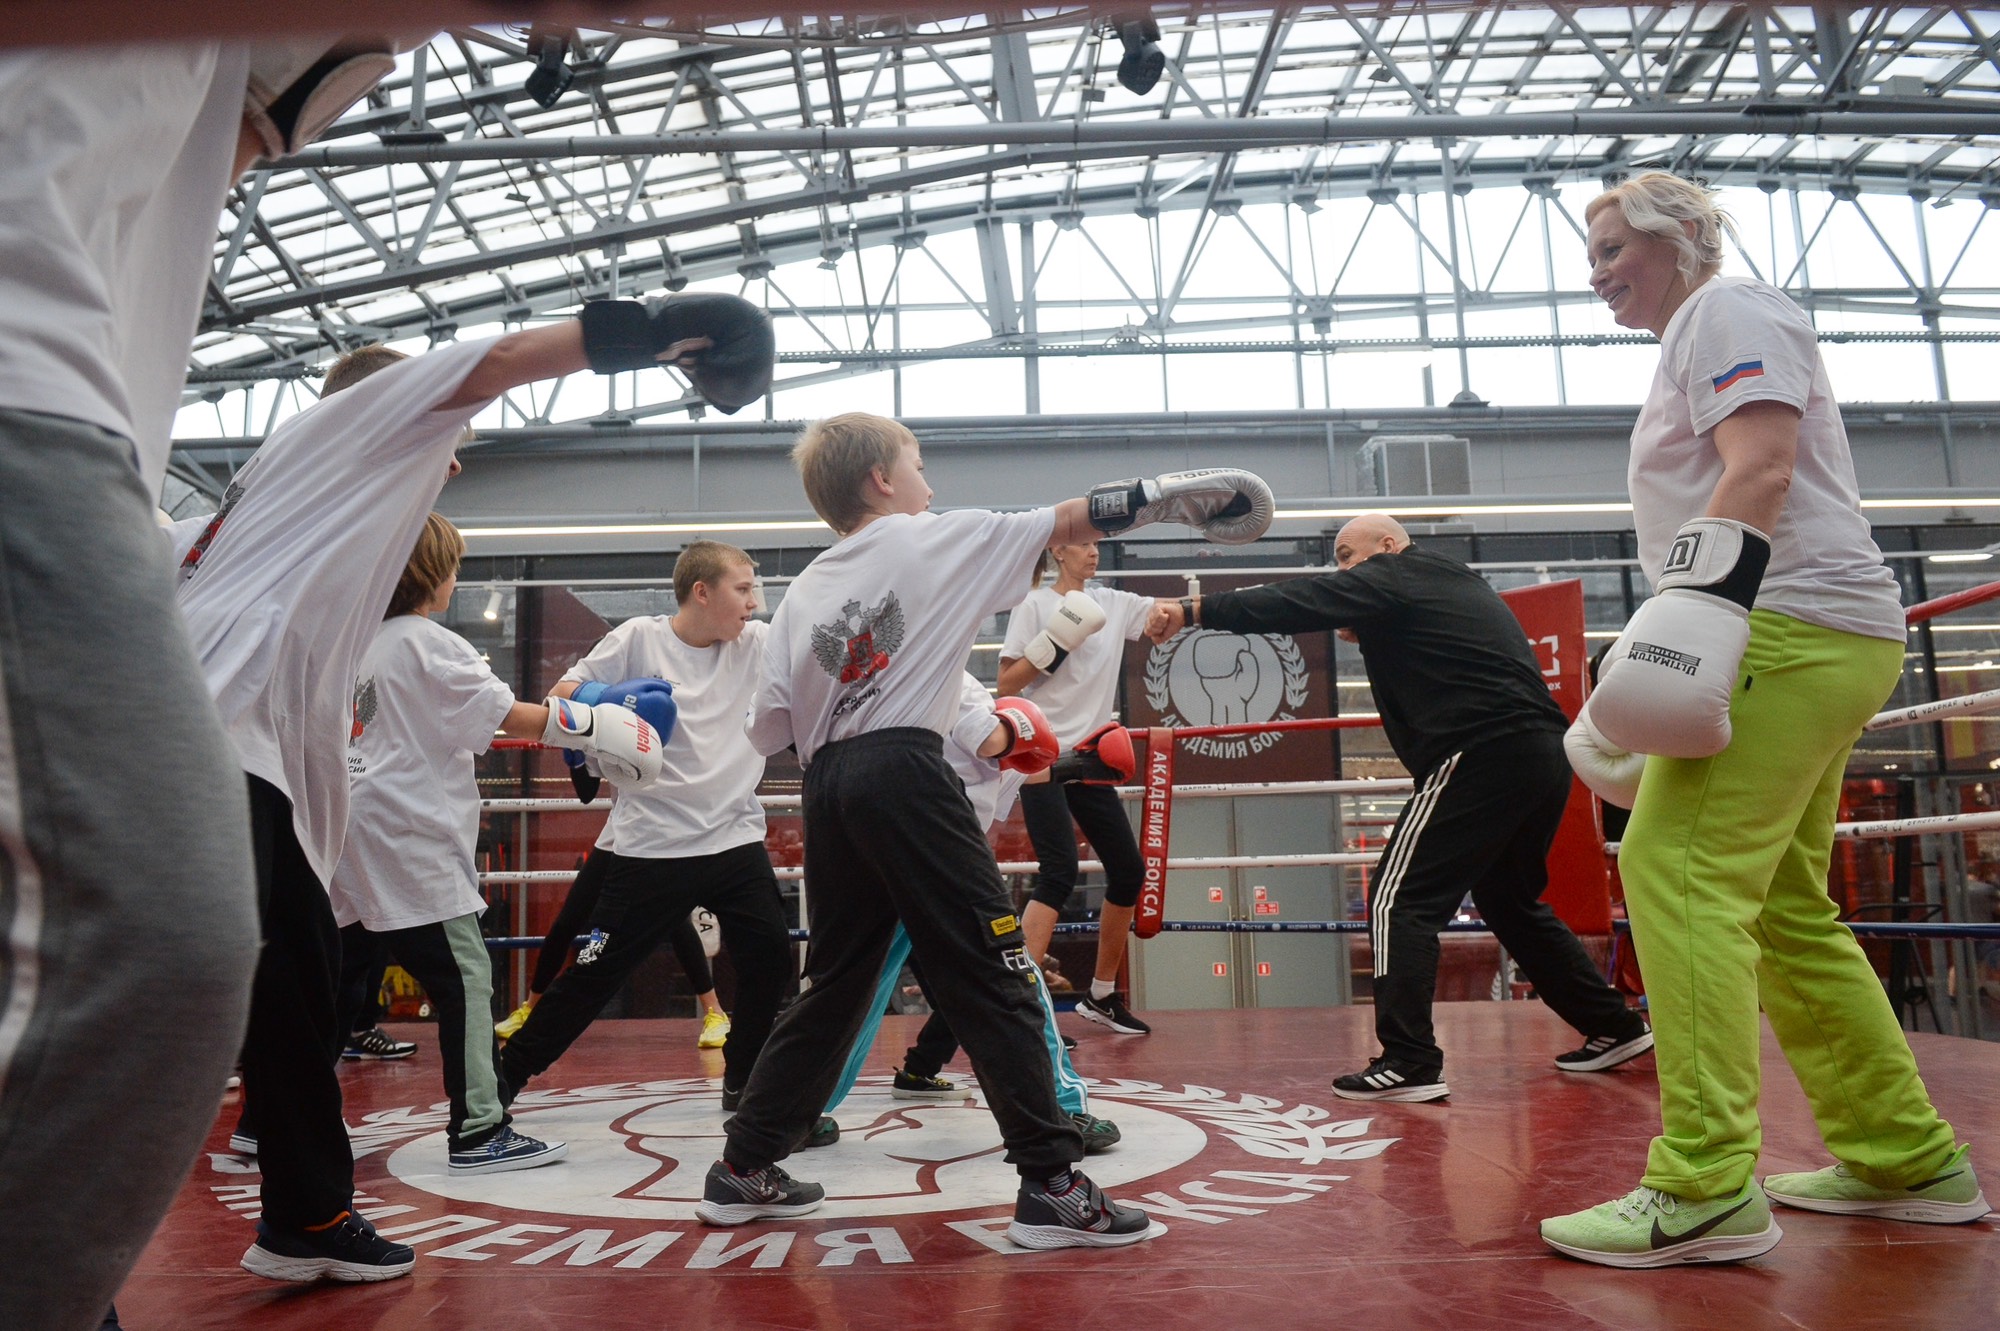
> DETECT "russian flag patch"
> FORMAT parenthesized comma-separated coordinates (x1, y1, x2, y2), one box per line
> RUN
(1711, 360, 1765, 392)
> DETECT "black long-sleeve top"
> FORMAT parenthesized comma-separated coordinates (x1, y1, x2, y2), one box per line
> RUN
(1200, 545, 1568, 779)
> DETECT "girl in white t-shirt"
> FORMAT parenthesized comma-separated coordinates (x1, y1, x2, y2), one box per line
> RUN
(1542, 172, 1985, 1268)
(329, 514, 576, 1178)
(999, 543, 1154, 1037)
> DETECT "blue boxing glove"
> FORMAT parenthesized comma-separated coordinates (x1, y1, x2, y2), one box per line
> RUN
(572, 677, 678, 747)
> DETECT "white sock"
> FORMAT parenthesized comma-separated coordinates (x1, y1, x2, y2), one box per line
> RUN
(1090, 978, 1115, 1001)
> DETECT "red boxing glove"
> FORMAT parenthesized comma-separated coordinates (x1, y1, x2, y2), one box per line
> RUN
(993, 696, 1061, 775)
(1049, 722, 1136, 785)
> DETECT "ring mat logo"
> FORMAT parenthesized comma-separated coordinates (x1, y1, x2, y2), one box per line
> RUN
(315, 1077, 1396, 1222)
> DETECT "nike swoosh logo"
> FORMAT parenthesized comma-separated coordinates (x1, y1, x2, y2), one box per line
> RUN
(1650, 1198, 1753, 1249)
(1907, 1170, 1964, 1193)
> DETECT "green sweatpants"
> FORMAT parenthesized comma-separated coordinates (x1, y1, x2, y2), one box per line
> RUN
(1619, 609, 1958, 1200)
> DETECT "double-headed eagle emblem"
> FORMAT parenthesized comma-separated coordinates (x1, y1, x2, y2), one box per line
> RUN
(811, 593, 904, 684)
(350, 677, 379, 746)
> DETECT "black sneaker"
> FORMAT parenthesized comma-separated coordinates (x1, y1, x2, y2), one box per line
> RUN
(802, 1115, 839, 1149)
(1061, 1033, 1078, 1051)
(892, 1069, 963, 1100)
(720, 1082, 744, 1112)
(1331, 1055, 1449, 1102)
(228, 1130, 258, 1155)
(1075, 992, 1151, 1035)
(343, 1027, 417, 1061)
(695, 1160, 825, 1226)
(1555, 1024, 1655, 1073)
(448, 1125, 568, 1175)
(239, 1211, 416, 1283)
(1007, 1170, 1155, 1249)
(1072, 1112, 1122, 1154)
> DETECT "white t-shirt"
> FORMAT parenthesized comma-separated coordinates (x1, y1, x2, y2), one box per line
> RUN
(750, 508, 1057, 765)
(1630, 276, 1904, 641)
(0, 45, 248, 496)
(175, 338, 495, 884)
(563, 617, 769, 859)
(328, 616, 515, 931)
(946, 672, 1026, 830)
(1000, 583, 1151, 746)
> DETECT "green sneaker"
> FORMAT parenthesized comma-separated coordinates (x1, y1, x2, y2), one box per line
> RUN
(1541, 1178, 1781, 1268)
(1071, 1111, 1122, 1154)
(1763, 1145, 1990, 1224)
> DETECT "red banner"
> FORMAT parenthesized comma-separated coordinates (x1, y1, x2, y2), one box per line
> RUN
(1134, 726, 1175, 939)
(1497, 580, 1613, 936)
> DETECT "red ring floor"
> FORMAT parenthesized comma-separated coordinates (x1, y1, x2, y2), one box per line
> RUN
(123, 1005, 1997, 1330)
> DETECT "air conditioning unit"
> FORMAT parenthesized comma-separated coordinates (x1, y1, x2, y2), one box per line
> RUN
(1358, 433, 1470, 497)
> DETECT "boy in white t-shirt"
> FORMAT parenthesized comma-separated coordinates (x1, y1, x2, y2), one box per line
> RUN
(497, 541, 795, 1109)
(173, 297, 769, 1285)
(698, 410, 1271, 1249)
(0, 43, 396, 1331)
(328, 515, 596, 1177)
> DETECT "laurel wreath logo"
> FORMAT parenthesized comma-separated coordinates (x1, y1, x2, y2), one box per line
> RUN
(1088, 1079, 1397, 1166)
(341, 1077, 1393, 1171)
(1142, 633, 1312, 732)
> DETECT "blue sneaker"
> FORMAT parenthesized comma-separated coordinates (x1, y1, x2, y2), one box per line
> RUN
(448, 1125, 568, 1176)
(240, 1211, 415, 1283)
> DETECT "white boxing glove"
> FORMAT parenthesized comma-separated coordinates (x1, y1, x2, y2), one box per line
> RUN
(1588, 517, 1770, 759)
(1565, 710, 1646, 810)
(1025, 590, 1107, 673)
(542, 697, 663, 789)
(244, 38, 399, 162)
(1086, 468, 1275, 545)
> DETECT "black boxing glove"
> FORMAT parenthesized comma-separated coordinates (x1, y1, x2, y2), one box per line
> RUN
(578, 294, 776, 413)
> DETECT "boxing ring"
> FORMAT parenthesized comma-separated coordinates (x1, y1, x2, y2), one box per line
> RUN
(136, 578, 2000, 1331)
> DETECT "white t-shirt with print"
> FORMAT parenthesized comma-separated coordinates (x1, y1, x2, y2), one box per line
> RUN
(1000, 583, 1151, 746)
(750, 508, 1057, 765)
(1630, 276, 1903, 641)
(563, 616, 769, 859)
(0, 45, 251, 496)
(175, 338, 496, 884)
(329, 616, 515, 931)
(946, 672, 1026, 830)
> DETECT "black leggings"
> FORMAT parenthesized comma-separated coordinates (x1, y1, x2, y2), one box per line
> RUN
(1020, 780, 1144, 911)
(529, 846, 713, 996)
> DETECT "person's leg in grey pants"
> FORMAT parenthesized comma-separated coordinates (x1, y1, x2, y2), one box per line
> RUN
(0, 409, 259, 1331)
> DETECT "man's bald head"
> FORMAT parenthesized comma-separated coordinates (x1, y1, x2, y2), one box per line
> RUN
(1333, 513, 1412, 569)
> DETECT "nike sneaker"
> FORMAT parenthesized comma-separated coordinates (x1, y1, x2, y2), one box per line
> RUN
(1763, 1144, 1989, 1223)
(1541, 1178, 1781, 1268)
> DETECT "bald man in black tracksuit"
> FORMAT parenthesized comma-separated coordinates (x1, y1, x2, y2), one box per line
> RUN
(1147, 514, 1650, 1101)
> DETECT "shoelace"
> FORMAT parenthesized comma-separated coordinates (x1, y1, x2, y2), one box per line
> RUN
(1611, 1187, 1677, 1223)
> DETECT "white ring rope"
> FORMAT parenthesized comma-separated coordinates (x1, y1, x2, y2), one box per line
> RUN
(476, 777, 1418, 814)
(1864, 686, 2000, 731)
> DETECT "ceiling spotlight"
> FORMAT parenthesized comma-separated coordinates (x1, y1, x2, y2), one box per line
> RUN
(523, 25, 575, 110)
(482, 589, 504, 621)
(1114, 15, 1165, 95)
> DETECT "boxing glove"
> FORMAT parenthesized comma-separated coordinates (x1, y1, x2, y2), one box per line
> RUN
(562, 748, 602, 805)
(542, 698, 663, 789)
(578, 294, 777, 413)
(573, 677, 679, 748)
(1564, 710, 1646, 810)
(993, 697, 1061, 775)
(1049, 722, 1137, 786)
(1024, 590, 1107, 673)
(243, 38, 399, 162)
(1587, 517, 1770, 759)
(1086, 468, 1275, 545)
